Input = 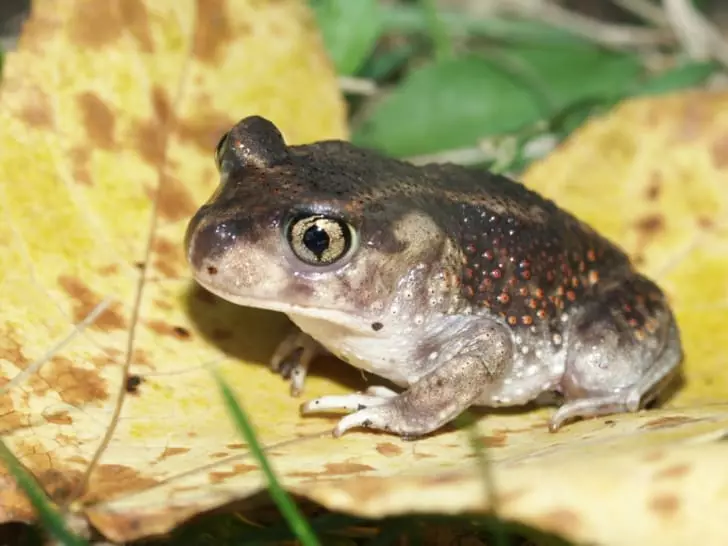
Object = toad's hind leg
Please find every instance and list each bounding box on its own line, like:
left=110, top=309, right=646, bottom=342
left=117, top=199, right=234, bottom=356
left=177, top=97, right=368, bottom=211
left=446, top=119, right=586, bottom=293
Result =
left=550, top=275, right=683, bottom=431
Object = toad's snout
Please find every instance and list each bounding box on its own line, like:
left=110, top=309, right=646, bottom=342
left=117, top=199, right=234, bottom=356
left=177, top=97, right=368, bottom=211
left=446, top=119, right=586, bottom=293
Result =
left=185, top=215, right=246, bottom=272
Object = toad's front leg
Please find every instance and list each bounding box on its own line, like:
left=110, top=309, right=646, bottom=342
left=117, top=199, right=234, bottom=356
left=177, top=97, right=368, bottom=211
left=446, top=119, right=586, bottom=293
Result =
left=301, top=322, right=513, bottom=438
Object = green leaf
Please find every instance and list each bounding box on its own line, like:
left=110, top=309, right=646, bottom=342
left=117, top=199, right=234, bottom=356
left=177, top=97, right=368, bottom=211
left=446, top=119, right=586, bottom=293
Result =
left=634, top=60, right=717, bottom=96
left=353, top=44, right=644, bottom=158
left=352, top=56, right=548, bottom=157
left=212, top=370, right=321, bottom=546
left=498, top=44, right=643, bottom=113
left=310, top=0, right=382, bottom=76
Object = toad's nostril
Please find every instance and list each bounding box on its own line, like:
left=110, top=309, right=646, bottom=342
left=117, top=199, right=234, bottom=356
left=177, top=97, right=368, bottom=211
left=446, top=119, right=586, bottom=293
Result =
left=186, top=220, right=244, bottom=271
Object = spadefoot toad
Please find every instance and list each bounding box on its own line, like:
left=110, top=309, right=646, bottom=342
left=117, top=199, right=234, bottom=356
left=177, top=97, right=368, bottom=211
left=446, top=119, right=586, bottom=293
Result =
left=185, top=116, right=683, bottom=438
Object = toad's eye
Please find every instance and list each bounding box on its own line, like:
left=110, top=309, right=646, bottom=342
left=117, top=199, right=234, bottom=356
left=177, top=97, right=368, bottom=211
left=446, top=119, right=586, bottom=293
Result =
left=214, top=131, right=229, bottom=170
left=285, top=213, right=357, bottom=266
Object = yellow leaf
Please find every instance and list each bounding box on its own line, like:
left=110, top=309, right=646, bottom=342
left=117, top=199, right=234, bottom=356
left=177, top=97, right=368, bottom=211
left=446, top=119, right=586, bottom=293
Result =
left=1, top=2, right=728, bottom=545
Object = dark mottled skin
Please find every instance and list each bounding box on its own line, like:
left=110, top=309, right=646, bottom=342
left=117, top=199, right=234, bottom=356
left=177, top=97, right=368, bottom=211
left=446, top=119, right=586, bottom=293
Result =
left=186, top=116, right=683, bottom=438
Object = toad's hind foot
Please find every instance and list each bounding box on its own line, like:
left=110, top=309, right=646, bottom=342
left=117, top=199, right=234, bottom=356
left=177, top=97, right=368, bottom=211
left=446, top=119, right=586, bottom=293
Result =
left=270, top=329, right=328, bottom=396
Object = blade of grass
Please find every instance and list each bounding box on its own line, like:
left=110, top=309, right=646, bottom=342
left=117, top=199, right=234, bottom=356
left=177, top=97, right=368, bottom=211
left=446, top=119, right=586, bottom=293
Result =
left=0, top=439, right=88, bottom=546
left=419, top=0, right=453, bottom=60
left=454, top=412, right=509, bottom=546
left=212, top=369, right=321, bottom=546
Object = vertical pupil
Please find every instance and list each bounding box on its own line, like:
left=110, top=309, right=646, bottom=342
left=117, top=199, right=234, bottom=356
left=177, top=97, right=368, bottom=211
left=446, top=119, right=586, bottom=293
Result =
left=303, top=224, right=330, bottom=257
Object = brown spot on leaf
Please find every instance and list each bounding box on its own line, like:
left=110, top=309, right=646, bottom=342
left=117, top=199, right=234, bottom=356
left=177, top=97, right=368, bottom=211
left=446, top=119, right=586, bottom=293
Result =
left=77, top=92, right=116, bottom=149
left=56, top=434, right=82, bottom=448
left=640, top=415, right=698, bottom=430
left=497, top=488, right=527, bottom=507
left=654, top=463, right=690, bottom=480
left=44, top=356, right=108, bottom=406
left=0, top=324, right=30, bottom=368
left=146, top=320, right=193, bottom=341
left=152, top=237, right=185, bottom=277
left=635, top=214, right=664, bottom=236
left=649, top=493, right=680, bottom=518
left=645, top=173, right=662, bottom=201
left=698, top=216, right=715, bottom=230
left=120, top=0, right=154, bottom=52
left=155, top=177, right=197, bottom=222
left=151, top=87, right=173, bottom=125
left=643, top=450, right=665, bottom=462
left=98, top=263, right=120, bottom=276
left=0, top=392, right=30, bottom=433
left=156, top=447, right=190, bottom=461
left=376, top=442, right=403, bottom=457
left=14, top=439, right=54, bottom=472
left=209, top=452, right=230, bottom=459
left=57, top=276, right=127, bottom=330
left=83, top=464, right=160, bottom=503
left=69, top=2, right=124, bottom=48
left=226, top=443, right=246, bottom=449
left=153, top=298, right=173, bottom=311
left=132, top=348, right=152, bottom=367
left=323, top=462, right=374, bottom=475
left=44, top=411, right=73, bottom=425
left=711, top=133, right=728, bottom=169
left=133, top=118, right=166, bottom=166
left=177, top=112, right=237, bottom=152
left=16, top=86, right=54, bottom=129
left=535, top=508, right=582, bottom=536
left=208, top=464, right=257, bottom=484
left=38, top=468, right=84, bottom=503
left=90, top=352, right=116, bottom=369
left=69, top=148, right=93, bottom=186
left=193, top=0, right=232, bottom=63
left=480, top=432, right=507, bottom=447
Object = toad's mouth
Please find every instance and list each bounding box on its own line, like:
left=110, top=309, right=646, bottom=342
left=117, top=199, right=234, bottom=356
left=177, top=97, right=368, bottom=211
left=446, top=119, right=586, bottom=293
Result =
left=191, top=276, right=374, bottom=330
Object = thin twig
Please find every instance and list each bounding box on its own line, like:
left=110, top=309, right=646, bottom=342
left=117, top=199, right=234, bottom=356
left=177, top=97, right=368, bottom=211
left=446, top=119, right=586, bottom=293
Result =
left=663, top=0, right=728, bottom=69
left=338, top=76, right=378, bottom=96
left=0, top=298, right=112, bottom=396
left=500, top=0, right=673, bottom=49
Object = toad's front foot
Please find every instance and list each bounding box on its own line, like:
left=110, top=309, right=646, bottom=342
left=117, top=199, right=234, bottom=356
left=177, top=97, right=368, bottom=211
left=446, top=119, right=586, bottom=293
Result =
left=270, top=329, right=327, bottom=396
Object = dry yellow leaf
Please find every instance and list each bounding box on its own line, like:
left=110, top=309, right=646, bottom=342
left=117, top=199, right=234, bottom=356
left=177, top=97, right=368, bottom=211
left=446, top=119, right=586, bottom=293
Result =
left=1, top=1, right=728, bottom=545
